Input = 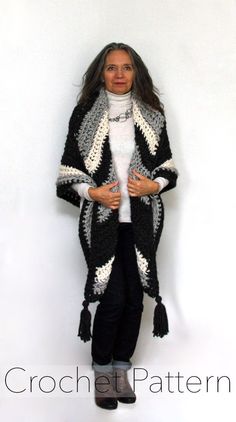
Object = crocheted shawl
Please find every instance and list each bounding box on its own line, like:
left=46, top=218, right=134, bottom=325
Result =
left=56, top=88, right=178, bottom=340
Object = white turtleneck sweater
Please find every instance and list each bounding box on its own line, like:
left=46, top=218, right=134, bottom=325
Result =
left=72, top=90, right=169, bottom=222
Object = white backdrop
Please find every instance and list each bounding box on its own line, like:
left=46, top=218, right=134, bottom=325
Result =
left=1, top=0, right=236, bottom=421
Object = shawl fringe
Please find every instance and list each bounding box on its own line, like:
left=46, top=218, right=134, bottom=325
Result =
left=153, top=296, right=169, bottom=338
left=78, top=300, right=92, bottom=342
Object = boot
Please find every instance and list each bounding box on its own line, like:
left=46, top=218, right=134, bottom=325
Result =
left=113, top=368, right=136, bottom=404
left=94, top=370, right=118, bottom=410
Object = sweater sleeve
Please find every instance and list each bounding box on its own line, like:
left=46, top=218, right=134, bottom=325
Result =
left=150, top=119, right=178, bottom=197
left=153, top=176, right=169, bottom=193
left=72, top=182, right=94, bottom=201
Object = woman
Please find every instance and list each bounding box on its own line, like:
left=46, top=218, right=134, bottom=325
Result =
left=56, top=42, right=178, bottom=409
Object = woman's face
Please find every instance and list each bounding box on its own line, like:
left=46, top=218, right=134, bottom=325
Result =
left=102, top=49, right=135, bottom=95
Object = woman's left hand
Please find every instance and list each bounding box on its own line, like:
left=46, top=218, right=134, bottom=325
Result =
left=127, top=169, right=160, bottom=197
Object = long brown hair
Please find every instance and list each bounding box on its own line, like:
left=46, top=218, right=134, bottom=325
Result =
left=77, top=42, right=164, bottom=114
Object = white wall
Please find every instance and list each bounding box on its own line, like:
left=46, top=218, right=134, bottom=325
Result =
left=0, top=0, right=236, bottom=421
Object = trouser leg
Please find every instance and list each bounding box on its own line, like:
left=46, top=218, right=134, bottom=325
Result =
left=91, top=224, right=126, bottom=367
left=91, top=223, right=143, bottom=370
left=112, top=223, right=144, bottom=364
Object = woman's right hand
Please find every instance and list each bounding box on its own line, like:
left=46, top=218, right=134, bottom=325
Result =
left=88, top=181, right=121, bottom=210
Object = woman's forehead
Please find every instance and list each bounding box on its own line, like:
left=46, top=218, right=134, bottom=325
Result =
left=105, top=49, right=132, bottom=64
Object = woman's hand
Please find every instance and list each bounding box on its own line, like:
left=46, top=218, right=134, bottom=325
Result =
left=127, top=169, right=160, bottom=197
left=88, top=181, right=121, bottom=209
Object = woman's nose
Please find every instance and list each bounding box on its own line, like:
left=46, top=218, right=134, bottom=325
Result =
left=116, top=68, right=124, bottom=78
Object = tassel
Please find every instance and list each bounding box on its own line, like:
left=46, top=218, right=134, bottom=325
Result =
left=153, top=296, right=169, bottom=338
left=78, top=300, right=92, bottom=342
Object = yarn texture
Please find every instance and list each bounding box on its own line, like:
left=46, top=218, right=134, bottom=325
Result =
left=56, top=88, right=178, bottom=338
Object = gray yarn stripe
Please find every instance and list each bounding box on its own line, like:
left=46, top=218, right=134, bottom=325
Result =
left=152, top=196, right=163, bottom=235
left=57, top=174, right=97, bottom=187
left=75, top=89, right=108, bottom=160
left=133, top=95, right=165, bottom=138
left=128, top=144, right=151, bottom=179
left=81, top=201, right=94, bottom=248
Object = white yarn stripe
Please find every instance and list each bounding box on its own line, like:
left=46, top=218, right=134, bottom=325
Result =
left=58, top=165, right=87, bottom=178
left=133, top=100, right=158, bottom=155
left=94, top=256, right=115, bottom=295
left=135, top=246, right=150, bottom=287
left=157, top=158, right=177, bottom=171
left=135, top=247, right=150, bottom=274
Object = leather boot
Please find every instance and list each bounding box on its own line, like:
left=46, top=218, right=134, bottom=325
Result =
left=94, top=371, right=118, bottom=410
left=113, top=368, right=136, bottom=403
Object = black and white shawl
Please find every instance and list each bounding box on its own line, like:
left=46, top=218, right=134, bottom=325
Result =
left=56, top=88, right=178, bottom=341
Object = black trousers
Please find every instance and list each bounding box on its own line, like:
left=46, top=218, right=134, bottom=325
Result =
left=91, top=222, right=144, bottom=367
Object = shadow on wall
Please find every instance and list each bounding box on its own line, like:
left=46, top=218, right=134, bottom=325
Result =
left=157, top=101, right=187, bottom=331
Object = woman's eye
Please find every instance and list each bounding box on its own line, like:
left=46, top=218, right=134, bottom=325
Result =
left=124, top=65, right=133, bottom=71
left=106, top=65, right=133, bottom=71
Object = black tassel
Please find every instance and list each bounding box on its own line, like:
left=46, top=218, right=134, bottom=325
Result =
left=78, top=300, right=92, bottom=342
left=153, top=296, right=169, bottom=338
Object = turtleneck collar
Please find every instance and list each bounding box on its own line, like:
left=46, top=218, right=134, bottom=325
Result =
left=106, top=89, right=131, bottom=106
